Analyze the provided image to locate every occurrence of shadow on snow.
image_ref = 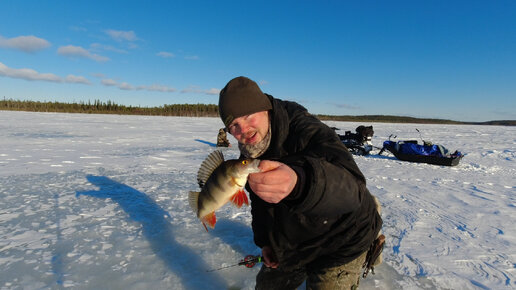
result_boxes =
[208,219,260,258]
[76,175,227,289]
[194,139,217,147]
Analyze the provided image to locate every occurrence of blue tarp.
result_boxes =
[383,141,457,157]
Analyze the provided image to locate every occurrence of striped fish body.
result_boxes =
[189,150,260,230]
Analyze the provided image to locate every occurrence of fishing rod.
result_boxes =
[206,255,263,272]
[416,128,432,146]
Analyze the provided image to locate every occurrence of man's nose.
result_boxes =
[237,121,250,134]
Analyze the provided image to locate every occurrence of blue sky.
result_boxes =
[1,0,515,122]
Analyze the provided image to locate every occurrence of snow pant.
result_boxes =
[255,250,368,290]
[255,196,383,290]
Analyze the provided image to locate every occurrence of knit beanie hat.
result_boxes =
[219,76,272,127]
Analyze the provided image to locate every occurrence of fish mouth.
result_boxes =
[247,159,262,173]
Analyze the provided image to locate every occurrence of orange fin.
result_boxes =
[230,189,249,208]
[201,212,217,231]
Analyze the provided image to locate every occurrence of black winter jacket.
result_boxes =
[246,95,382,270]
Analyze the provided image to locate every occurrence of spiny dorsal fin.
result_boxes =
[197,150,225,188]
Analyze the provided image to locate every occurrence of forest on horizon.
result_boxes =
[1,98,514,126]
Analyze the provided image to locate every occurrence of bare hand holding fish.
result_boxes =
[189,150,261,230]
[248,160,297,204]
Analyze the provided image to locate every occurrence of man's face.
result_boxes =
[227,111,269,145]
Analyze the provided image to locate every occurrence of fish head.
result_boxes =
[230,158,261,177]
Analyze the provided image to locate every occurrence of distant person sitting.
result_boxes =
[216,127,231,147]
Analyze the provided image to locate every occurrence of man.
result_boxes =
[216,127,231,147]
[218,76,382,289]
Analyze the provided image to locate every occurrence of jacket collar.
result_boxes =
[262,94,289,159]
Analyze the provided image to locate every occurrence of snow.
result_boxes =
[1,110,515,290]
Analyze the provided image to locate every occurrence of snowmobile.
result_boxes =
[337,125,375,156]
[378,130,464,166]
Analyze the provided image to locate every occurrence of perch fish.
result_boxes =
[189,150,260,230]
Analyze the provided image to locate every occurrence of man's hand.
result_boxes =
[248,160,297,203]
[262,246,279,268]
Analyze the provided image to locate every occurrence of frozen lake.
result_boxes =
[1,111,515,289]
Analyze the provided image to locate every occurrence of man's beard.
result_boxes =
[239,123,271,158]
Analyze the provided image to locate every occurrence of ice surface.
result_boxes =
[1,111,515,289]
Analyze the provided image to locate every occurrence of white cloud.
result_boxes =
[101,78,118,86]
[0,62,60,82]
[180,85,202,94]
[65,75,91,85]
[157,51,175,58]
[0,35,50,53]
[143,84,176,92]
[181,85,219,95]
[0,61,90,85]
[118,82,135,90]
[58,45,110,62]
[105,29,138,42]
[205,88,220,95]
[101,77,176,93]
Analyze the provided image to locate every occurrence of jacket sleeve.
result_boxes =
[280,110,367,217]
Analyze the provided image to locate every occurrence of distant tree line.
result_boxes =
[1,98,514,125]
[0,98,219,117]
[317,114,515,126]
[317,114,464,124]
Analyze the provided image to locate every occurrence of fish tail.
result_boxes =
[230,189,249,208]
[188,191,200,214]
[201,212,216,230]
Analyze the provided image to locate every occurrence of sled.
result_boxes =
[379,140,463,166]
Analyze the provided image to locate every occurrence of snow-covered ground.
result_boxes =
[1,110,515,290]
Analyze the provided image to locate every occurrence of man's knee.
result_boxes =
[307,251,367,290]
